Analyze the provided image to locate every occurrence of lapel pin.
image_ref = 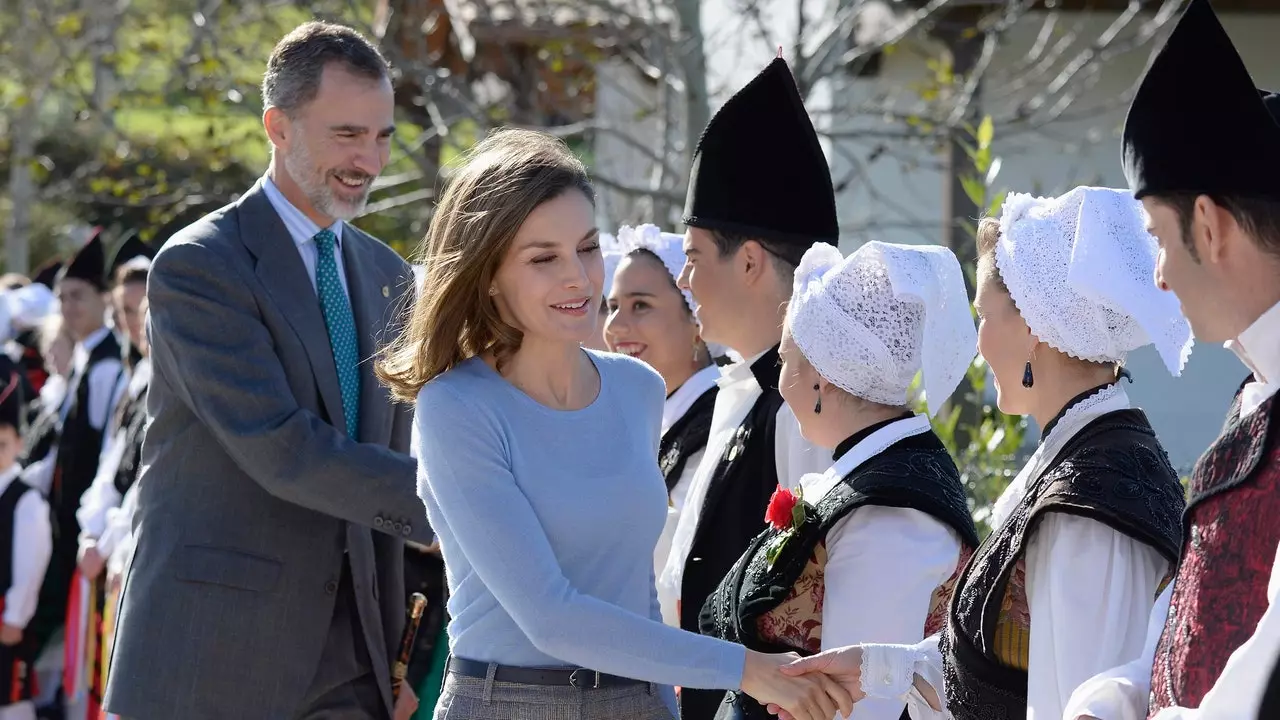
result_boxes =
[381,286,390,297]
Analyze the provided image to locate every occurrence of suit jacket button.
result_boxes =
[392,521,403,533]
[401,524,412,537]
[325,579,339,594]
[374,517,385,528]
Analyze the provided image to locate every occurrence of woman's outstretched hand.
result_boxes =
[741,650,855,720]
[764,647,866,720]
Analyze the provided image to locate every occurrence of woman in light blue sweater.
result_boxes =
[376,128,852,720]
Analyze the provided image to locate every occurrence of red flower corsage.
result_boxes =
[763,485,807,567]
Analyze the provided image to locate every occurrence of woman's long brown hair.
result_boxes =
[376,128,594,403]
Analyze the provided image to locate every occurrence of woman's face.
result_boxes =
[491,189,603,347]
[778,323,831,447]
[605,253,700,392]
[974,255,1034,416]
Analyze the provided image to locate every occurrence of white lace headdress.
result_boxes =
[615,224,694,311]
[994,186,1193,376]
[787,241,977,416]
[599,231,625,300]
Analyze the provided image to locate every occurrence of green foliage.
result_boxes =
[911,114,1030,537]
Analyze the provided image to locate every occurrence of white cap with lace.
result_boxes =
[994,186,1193,376]
[599,231,625,300]
[787,241,977,416]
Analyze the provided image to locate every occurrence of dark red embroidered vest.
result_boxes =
[1148,381,1280,717]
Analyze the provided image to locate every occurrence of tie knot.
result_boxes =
[314,229,337,252]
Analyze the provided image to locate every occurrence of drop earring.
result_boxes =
[1022,360,1035,389]
[813,383,822,414]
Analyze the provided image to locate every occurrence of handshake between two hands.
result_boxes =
[740,646,943,720]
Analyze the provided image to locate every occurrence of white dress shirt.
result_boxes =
[261,175,351,298]
[856,386,1170,720]
[1063,301,1280,720]
[2,463,52,629]
[654,364,724,625]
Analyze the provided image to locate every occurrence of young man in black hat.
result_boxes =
[22,231,123,718]
[656,55,836,720]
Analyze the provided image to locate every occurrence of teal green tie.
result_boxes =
[313,229,360,439]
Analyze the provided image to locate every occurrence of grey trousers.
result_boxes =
[434,667,674,720]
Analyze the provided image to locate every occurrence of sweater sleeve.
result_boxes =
[415,380,746,690]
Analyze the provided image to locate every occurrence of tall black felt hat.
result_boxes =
[55,229,106,291]
[1122,0,1280,200]
[683,57,838,249]
[31,259,63,289]
[109,233,155,277]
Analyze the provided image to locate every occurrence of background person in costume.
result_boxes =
[1064,2,1280,718]
[0,370,52,720]
[765,186,1192,720]
[604,223,719,620]
[380,127,854,720]
[700,240,980,720]
[659,55,835,720]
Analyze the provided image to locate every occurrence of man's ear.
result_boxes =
[263,106,292,152]
[1195,194,1235,266]
[739,239,768,286]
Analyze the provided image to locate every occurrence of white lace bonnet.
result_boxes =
[613,224,695,311]
[787,241,977,416]
[599,231,626,300]
[994,186,1193,376]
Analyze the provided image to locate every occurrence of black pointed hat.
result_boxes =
[55,229,106,291]
[683,57,838,251]
[1122,0,1280,200]
[31,259,62,289]
[109,233,155,277]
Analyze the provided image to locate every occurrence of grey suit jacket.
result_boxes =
[103,181,429,720]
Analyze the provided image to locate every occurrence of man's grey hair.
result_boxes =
[262,21,391,116]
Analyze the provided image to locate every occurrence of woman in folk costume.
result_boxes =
[698,240,979,720]
[769,187,1193,720]
[603,224,721,623]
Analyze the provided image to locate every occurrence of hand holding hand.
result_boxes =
[765,647,866,720]
[740,650,854,720]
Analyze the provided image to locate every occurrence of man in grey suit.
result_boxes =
[104,22,426,720]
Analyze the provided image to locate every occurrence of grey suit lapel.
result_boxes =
[236,180,348,436]
[341,230,395,444]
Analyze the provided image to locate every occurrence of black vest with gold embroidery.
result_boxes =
[658,385,717,493]
[699,428,979,720]
[941,408,1184,720]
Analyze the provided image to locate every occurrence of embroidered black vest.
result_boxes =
[51,332,123,542]
[680,348,786,720]
[112,381,149,496]
[941,409,1184,720]
[698,429,979,720]
[658,385,717,493]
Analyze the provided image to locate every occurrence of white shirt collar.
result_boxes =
[1225,300,1280,418]
[662,364,720,435]
[1227,300,1280,385]
[800,415,931,501]
[72,326,113,375]
[718,349,768,389]
[261,176,344,248]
